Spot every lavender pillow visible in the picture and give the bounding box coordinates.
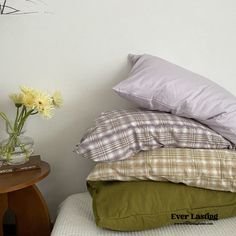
[113,54,236,144]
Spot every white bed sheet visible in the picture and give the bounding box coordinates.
[51,192,236,236]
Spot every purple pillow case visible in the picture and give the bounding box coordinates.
[75,109,232,162]
[113,54,236,145]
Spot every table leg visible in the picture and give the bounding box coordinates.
[0,193,8,236]
[8,185,51,236]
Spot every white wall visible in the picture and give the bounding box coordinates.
[1,0,236,220]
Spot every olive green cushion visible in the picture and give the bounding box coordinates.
[87,181,236,231]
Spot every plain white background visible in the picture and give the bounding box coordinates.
[0,0,236,220]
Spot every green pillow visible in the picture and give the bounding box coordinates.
[87,181,236,231]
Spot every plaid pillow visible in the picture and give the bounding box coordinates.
[75,109,232,162]
[87,148,236,192]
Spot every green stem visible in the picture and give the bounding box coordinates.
[18,109,34,133]
[18,106,26,124]
[0,112,13,131]
[1,133,18,161]
[14,107,19,131]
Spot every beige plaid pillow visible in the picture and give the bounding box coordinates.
[87,148,236,192]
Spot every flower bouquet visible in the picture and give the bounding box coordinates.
[0,86,63,165]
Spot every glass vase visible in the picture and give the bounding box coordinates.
[0,123,34,165]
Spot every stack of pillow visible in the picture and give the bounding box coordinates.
[75,54,236,231]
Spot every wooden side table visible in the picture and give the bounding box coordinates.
[0,156,51,236]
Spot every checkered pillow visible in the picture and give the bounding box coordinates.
[74,109,232,162]
[87,148,236,192]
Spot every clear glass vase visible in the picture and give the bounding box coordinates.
[0,123,34,165]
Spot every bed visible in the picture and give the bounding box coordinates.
[51,192,236,236]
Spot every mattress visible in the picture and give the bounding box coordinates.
[51,192,236,236]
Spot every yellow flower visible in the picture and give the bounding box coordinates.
[33,92,54,118]
[52,91,63,108]
[40,105,54,119]
[20,86,37,109]
[22,93,35,109]
[20,86,34,95]
[9,93,23,107]
[15,86,62,118]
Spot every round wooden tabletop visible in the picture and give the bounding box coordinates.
[0,158,50,194]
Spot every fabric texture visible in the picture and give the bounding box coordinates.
[75,109,232,162]
[87,181,236,231]
[113,54,236,144]
[87,148,236,192]
[51,192,236,236]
